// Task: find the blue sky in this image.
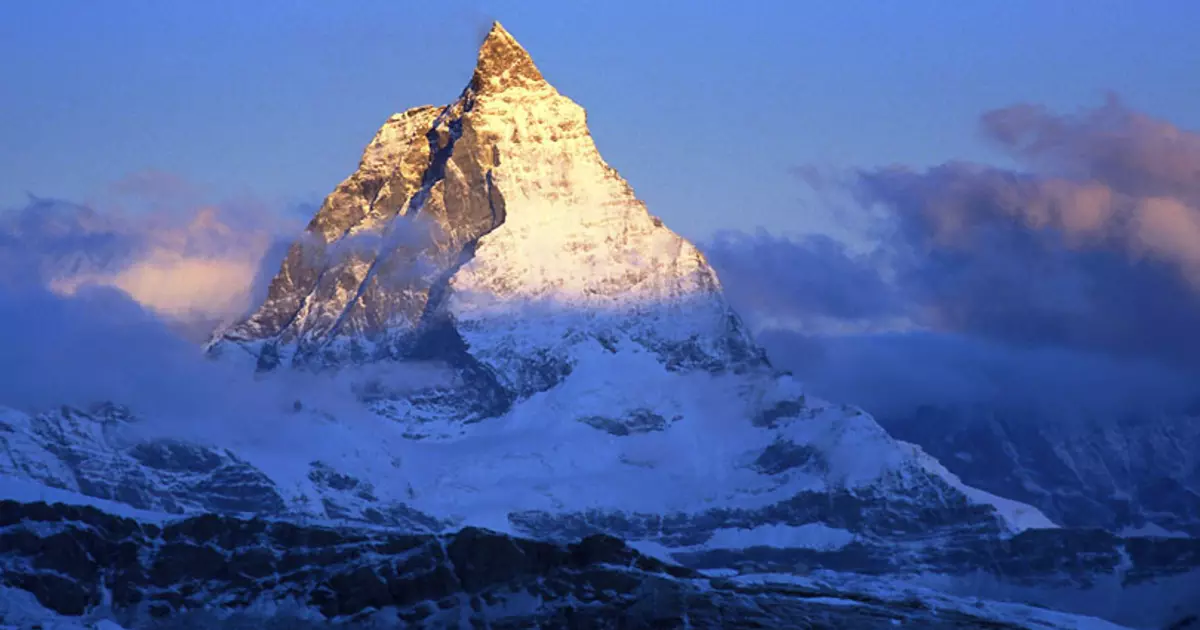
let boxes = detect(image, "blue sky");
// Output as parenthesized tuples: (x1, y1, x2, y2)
(3, 0, 1198, 241)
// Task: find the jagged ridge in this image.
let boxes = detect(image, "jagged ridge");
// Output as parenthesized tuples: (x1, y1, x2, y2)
(0, 499, 1149, 629)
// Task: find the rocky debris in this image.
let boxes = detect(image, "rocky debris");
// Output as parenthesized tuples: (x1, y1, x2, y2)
(306, 460, 446, 530)
(752, 439, 828, 475)
(0, 500, 1128, 629)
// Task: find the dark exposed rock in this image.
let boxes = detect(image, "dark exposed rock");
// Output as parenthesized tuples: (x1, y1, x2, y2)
(577, 409, 678, 436)
(752, 439, 828, 475)
(0, 499, 1144, 628)
(129, 440, 225, 473)
(305, 460, 449, 530)
(510, 482, 1006, 549)
(753, 397, 811, 428)
(9, 572, 95, 616)
(308, 461, 361, 492)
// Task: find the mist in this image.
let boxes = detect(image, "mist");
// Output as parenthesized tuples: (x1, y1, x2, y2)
(0, 174, 454, 457)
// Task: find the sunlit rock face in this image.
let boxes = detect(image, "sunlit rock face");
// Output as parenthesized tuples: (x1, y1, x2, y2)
(213, 23, 762, 406)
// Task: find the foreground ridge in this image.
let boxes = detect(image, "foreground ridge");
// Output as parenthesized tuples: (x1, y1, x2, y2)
(0, 499, 1135, 629)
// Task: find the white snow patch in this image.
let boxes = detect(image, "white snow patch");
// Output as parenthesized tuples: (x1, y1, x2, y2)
(1118, 522, 1191, 539)
(729, 574, 1134, 630)
(0, 475, 171, 523)
(705, 523, 856, 551)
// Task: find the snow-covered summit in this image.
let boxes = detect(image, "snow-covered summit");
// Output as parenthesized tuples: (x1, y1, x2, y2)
(212, 21, 761, 401)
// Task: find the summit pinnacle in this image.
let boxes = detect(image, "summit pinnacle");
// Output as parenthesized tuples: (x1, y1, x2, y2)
(471, 22, 546, 94)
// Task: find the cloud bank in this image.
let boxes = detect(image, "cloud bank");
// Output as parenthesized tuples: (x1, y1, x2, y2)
(0, 172, 305, 339)
(0, 174, 456, 454)
(705, 97, 1200, 423)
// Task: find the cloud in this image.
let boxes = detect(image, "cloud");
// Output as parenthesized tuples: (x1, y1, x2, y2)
(53, 252, 260, 320)
(0, 281, 454, 454)
(711, 97, 1200, 427)
(0, 171, 452, 450)
(703, 229, 906, 334)
(846, 98, 1200, 369)
(0, 173, 306, 338)
(758, 329, 1197, 425)
(0, 282, 227, 415)
(981, 95, 1200, 201)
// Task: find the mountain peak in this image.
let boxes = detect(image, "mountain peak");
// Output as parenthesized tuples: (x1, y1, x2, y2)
(471, 21, 545, 94)
(215, 16, 761, 398)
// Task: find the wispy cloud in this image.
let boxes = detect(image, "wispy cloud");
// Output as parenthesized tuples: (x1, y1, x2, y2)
(1, 172, 306, 339)
(705, 229, 908, 335)
(0, 172, 456, 454)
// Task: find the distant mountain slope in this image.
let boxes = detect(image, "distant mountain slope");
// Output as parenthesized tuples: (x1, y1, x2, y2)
(882, 404, 1200, 537)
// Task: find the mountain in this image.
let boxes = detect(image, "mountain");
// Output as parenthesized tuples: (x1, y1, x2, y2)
(212, 22, 761, 400)
(201, 20, 1055, 551)
(3, 22, 1199, 629)
(881, 404, 1200, 538)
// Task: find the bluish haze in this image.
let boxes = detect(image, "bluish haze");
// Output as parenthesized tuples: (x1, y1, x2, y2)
(3, 0, 1199, 240)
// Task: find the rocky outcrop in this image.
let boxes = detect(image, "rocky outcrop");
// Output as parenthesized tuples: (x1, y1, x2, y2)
(674, 526, 1200, 587)
(0, 500, 1135, 629)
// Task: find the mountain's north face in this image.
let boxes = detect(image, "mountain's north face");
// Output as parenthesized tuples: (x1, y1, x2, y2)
(212, 22, 761, 403)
